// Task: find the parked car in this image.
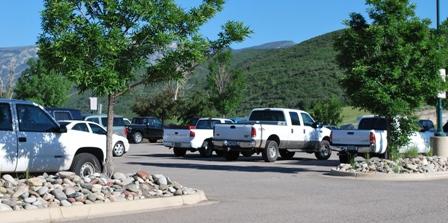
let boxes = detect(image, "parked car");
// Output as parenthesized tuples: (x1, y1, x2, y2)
(419, 119, 434, 132)
(46, 107, 82, 121)
(127, 116, 164, 143)
(84, 115, 128, 138)
(212, 108, 332, 162)
(330, 115, 432, 163)
(59, 120, 130, 157)
(163, 118, 234, 157)
(0, 98, 105, 176)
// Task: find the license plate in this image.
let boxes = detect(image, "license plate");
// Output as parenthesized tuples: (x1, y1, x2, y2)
(227, 141, 238, 146)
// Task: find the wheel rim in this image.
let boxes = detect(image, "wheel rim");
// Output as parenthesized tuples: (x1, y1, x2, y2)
(80, 162, 95, 177)
(134, 133, 142, 142)
(268, 145, 277, 158)
(114, 143, 124, 156)
(321, 143, 330, 157)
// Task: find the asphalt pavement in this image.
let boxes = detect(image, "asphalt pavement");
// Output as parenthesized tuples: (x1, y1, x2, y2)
(67, 142, 448, 223)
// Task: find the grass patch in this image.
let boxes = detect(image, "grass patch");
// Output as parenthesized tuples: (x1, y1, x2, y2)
(341, 106, 368, 125)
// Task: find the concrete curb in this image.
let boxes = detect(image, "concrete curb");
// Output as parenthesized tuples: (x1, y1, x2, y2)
(329, 169, 448, 181)
(0, 190, 207, 223)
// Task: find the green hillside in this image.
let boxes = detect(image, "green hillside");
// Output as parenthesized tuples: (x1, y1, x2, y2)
(190, 30, 345, 115)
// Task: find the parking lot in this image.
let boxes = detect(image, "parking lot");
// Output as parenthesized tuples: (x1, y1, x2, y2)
(68, 143, 448, 223)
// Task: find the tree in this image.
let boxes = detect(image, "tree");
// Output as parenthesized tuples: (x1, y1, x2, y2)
(207, 50, 245, 117)
(334, 0, 446, 158)
(311, 97, 343, 126)
(38, 0, 251, 175)
(14, 59, 72, 107)
(132, 86, 178, 124)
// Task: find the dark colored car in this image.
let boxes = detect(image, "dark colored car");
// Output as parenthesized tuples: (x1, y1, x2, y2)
(127, 116, 163, 143)
(45, 108, 83, 121)
(419, 119, 434, 132)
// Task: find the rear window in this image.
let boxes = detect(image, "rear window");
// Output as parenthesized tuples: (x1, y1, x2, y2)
(249, 110, 285, 122)
(132, 118, 146, 124)
(101, 117, 125, 127)
(54, 111, 72, 121)
(358, 117, 387, 130)
(196, 120, 222, 129)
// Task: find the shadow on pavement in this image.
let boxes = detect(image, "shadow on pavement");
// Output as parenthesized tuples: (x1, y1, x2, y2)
(125, 161, 330, 174)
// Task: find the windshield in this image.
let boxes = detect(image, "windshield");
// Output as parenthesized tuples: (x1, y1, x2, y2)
(249, 110, 285, 122)
(58, 121, 70, 128)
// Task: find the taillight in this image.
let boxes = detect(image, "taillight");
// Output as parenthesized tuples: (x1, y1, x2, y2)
(251, 127, 256, 137)
(369, 132, 376, 144)
(190, 130, 196, 138)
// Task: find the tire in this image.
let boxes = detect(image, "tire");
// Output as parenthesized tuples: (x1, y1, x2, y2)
(262, 140, 279, 162)
(224, 151, 240, 161)
(70, 153, 101, 177)
(148, 138, 158, 143)
(215, 150, 225, 157)
(339, 151, 349, 164)
(279, 150, 295, 160)
(173, 148, 187, 157)
(315, 140, 332, 160)
(113, 141, 125, 157)
(199, 141, 214, 157)
(132, 132, 143, 144)
(241, 151, 254, 157)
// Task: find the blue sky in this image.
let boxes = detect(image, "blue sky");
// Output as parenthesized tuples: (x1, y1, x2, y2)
(0, 0, 446, 49)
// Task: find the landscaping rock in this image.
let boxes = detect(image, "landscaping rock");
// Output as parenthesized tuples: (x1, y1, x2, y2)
(0, 169, 197, 211)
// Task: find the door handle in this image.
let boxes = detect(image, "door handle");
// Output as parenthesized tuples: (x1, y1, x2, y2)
(303, 129, 306, 134)
(291, 129, 294, 133)
(18, 137, 27, 142)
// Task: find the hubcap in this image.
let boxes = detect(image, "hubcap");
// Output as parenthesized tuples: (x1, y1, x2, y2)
(321, 144, 330, 156)
(114, 143, 124, 156)
(80, 162, 95, 177)
(269, 146, 277, 158)
(134, 133, 142, 142)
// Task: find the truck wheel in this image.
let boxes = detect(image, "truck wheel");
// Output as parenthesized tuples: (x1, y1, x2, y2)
(241, 151, 254, 157)
(199, 141, 213, 157)
(70, 153, 101, 177)
(148, 138, 158, 143)
(279, 150, 295, 160)
(315, 140, 331, 160)
(132, 132, 143, 144)
(173, 148, 187, 157)
(338, 152, 349, 164)
(224, 151, 240, 161)
(113, 141, 125, 157)
(262, 140, 279, 162)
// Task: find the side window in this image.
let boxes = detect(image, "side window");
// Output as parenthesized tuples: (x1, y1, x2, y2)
(300, 113, 315, 127)
(0, 103, 13, 131)
(72, 123, 89, 132)
(289, 112, 301, 126)
(89, 123, 107, 135)
(87, 117, 100, 124)
(16, 104, 58, 132)
(224, 120, 233, 124)
(151, 119, 162, 128)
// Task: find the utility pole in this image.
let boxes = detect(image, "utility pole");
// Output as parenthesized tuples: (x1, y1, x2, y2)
(435, 0, 446, 136)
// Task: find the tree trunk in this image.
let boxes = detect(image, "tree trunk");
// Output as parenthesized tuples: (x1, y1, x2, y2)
(385, 116, 393, 160)
(104, 94, 116, 176)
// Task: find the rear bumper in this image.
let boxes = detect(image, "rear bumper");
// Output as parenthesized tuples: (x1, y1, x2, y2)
(331, 144, 376, 153)
(212, 139, 261, 151)
(163, 141, 193, 149)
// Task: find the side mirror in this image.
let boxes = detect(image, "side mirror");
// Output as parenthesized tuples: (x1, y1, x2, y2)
(58, 126, 67, 133)
(312, 122, 321, 128)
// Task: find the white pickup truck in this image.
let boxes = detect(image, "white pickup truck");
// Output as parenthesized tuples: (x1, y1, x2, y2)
(0, 99, 106, 177)
(331, 115, 433, 163)
(212, 108, 332, 162)
(163, 118, 233, 157)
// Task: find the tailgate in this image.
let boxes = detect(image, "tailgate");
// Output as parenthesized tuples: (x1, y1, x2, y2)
(331, 130, 371, 146)
(163, 129, 191, 143)
(214, 124, 254, 141)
